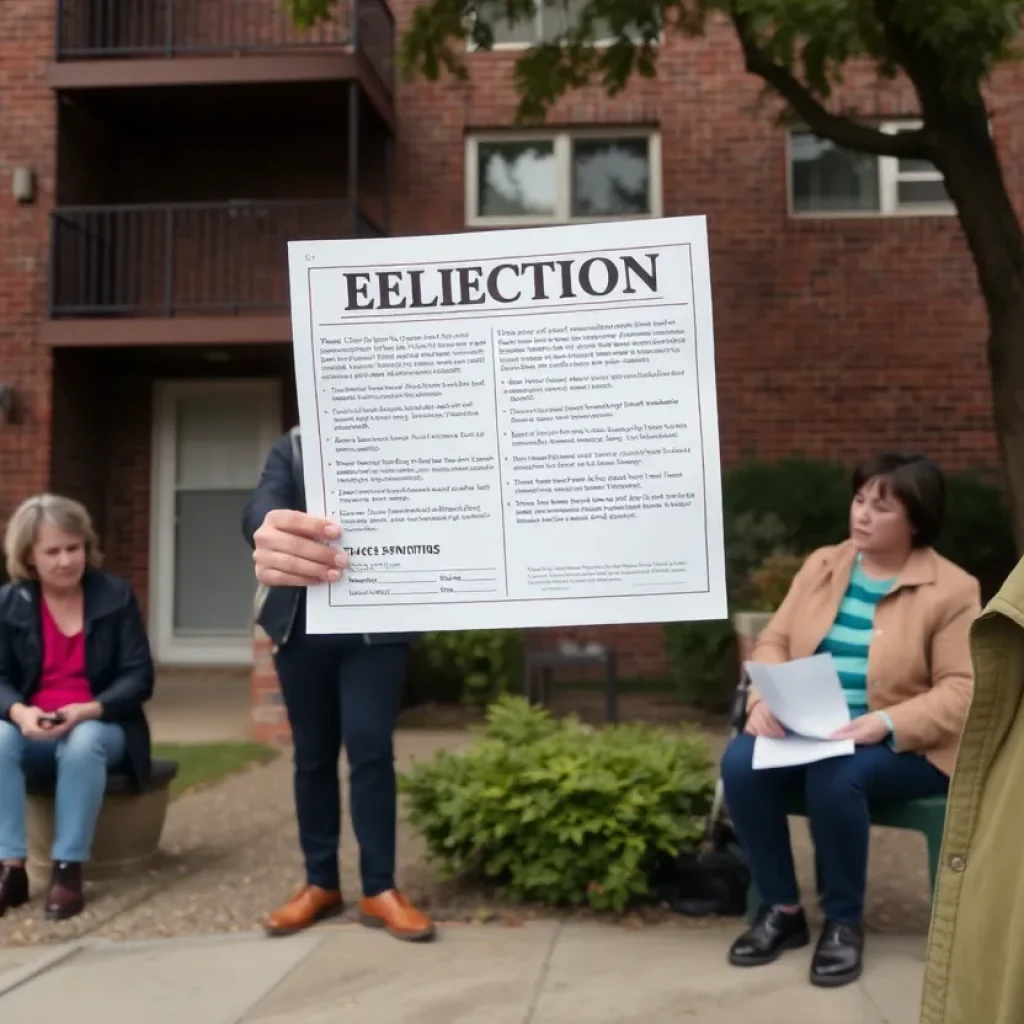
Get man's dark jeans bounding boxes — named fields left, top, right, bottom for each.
left=273, top=625, right=408, bottom=897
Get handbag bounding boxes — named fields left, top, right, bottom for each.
left=653, top=673, right=755, bottom=916
left=652, top=818, right=751, bottom=917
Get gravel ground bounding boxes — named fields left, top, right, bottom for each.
left=0, top=729, right=937, bottom=947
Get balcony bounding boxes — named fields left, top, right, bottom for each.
left=51, top=0, right=395, bottom=120
left=45, top=200, right=385, bottom=346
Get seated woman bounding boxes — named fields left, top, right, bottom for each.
left=0, top=494, right=154, bottom=921
left=721, top=452, right=980, bottom=988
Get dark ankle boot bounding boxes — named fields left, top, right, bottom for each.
left=810, top=919, right=864, bottom=987
left=729, top=905, right=810, bottom=967
left=45, top=861, right=84, bottom=921
left=0, top=863, right=29, bottom=916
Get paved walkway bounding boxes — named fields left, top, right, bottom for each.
left=0, top=921, right=925, bottom=1024
left=148, top=668, right=251, bottom=743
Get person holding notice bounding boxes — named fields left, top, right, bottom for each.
left=244, top=426, right=434, bottom=942
left=0, top=494, right=155, bottom=921
left=720, top=452, right=979, bottom=987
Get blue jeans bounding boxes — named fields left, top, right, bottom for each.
left=0, top=719, right=126, bottom=863
left=721, top=733, right=949, bottom=924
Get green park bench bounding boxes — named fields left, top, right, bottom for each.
left=745, top=792, right=947, bottom=922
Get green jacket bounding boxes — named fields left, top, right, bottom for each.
left=921, top=556, right=1024, bottom=1024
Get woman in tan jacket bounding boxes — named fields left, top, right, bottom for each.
left=721, top=452, right=980, bottom=989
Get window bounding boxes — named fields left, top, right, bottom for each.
left=465, top=130, right=662, bottom=226
left=475, top=0, right=613, bottom=47
left=788, top=121, right=953, bottom=217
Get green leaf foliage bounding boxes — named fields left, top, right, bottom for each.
left=388, top=0, right=1022, bottom=120
left=281, top=0, right=338, bottom=30
left=411, top=628, right=524, bottom=707
left=663, top=456, right=1016, bottom=708
left=398, top=695, right=715, bottom=910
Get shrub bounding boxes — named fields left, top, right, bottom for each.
left=722, top=457, right=849, bottom=554
left=661, top=619, right=738, bottom=711
left=723, top=455, right=1016, bottom=597
left=741, top=551, right=807, bottom=612
left=940, top=472, right=1016, bottom=601
left=724, top=509, right=791, bottom=596
left=662, top=509, right=793, bottom=710
left=403, top=642, right=464, bottom=707
left=407, top=629, right=523, bottom=708
left=661, top=456, right=1017, bottom=708
left=399, top=696, right=715, bottom=911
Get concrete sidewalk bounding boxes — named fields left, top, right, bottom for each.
left=0, top=921, right=925, bottom=1024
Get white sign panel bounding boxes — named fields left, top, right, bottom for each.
left=288, top=216, right=726, bottom=634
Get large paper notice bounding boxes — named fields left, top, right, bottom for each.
left=288, top=216, right=726, bottom=635
left=744, top=656, right=855, bottom=769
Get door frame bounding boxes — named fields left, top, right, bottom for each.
left=149, top=377, right=282, bottom=666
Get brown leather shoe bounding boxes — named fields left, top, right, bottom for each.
left=264, top=885, right=343, bottom=937
left=359, top=890, right=435, bottom=942
left=0, top=863, right=29, bottom=917
left=45, top=861, right=84, bottom=921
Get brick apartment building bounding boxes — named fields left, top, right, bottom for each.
left=0, top=0, right=1019, bottom=679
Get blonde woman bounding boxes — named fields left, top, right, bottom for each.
left=0, top=494, right=154, bottom=921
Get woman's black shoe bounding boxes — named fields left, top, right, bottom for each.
left=0, top=863, right=29, bottom=917
left=810, top=919, right=864, bottom=987
left=728, top=906, right=810, bottom=967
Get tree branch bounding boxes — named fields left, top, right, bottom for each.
left=731, top=12, right=933, bottom=159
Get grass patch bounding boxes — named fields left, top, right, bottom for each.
left=152, top=741, right=280, bottom=799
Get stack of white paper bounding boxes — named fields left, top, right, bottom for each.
left=744, top=654, right=855, bottom=769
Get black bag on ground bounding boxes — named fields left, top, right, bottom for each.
left=652, top=673, right=753, bottom=917
left=652, top=816, right=750, bottom=917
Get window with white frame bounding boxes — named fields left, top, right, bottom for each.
left=788, top=121, right=953, bottom=217
left=466, top=129, right=662, bottom=226
left=475, top=0, right=614, bottom=47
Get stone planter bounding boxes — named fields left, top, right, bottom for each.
left=26, top=761, right=178, bottom=882
left=732, top=610, right=774, bottom=663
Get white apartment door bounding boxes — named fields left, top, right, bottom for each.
left=151, top=379, right=281, bottom=664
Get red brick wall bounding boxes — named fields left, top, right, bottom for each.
left=5, top=3, right=1024, bottom=689
left=0, top=2, right=57, bottom=526
left=390, top=9, right=1013, bottom=474
left=252, top=628, right=292, bottom=744
left=47, top=348, right=295, bottom=624
left=382, top=9, right=1020, bottom=676
left=50, top=350, right=107, bottom=532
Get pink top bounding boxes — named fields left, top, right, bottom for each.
left=32, top=600, right=92, bottom=713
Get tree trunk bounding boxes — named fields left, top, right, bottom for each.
left=930, top=103, right=1024, bottom=550
left=990, top=301, right=1024, bottom=553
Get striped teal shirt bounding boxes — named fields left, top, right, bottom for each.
left=816, top=559, right=894, bottom=716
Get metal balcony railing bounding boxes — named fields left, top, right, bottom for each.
left=55, top=0, right=395, bottom=95
left=49, top=200, right=386, bottom=318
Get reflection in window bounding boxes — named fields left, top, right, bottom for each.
left=540, top=0, right=612, bottom=42
left=790, top=133, right=880, bottom=213
left=572, top=138, right=650, bottom=217
left=477, top=0, right=616, bottom=45
left=467, top=130, right=659, bottom=224
left=475, top=0, right=537, bottom=44
left=477, top=140, right=557, bottom=218
left=897, top=179, right=950, bottom=206
left=788, top=124, right=954, bottom=216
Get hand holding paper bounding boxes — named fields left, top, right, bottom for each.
left=744, top=655, right=856, bottom=769
left=744, top=701, right=785, bottom=739
left=829, top=713, right=891, bottom=745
